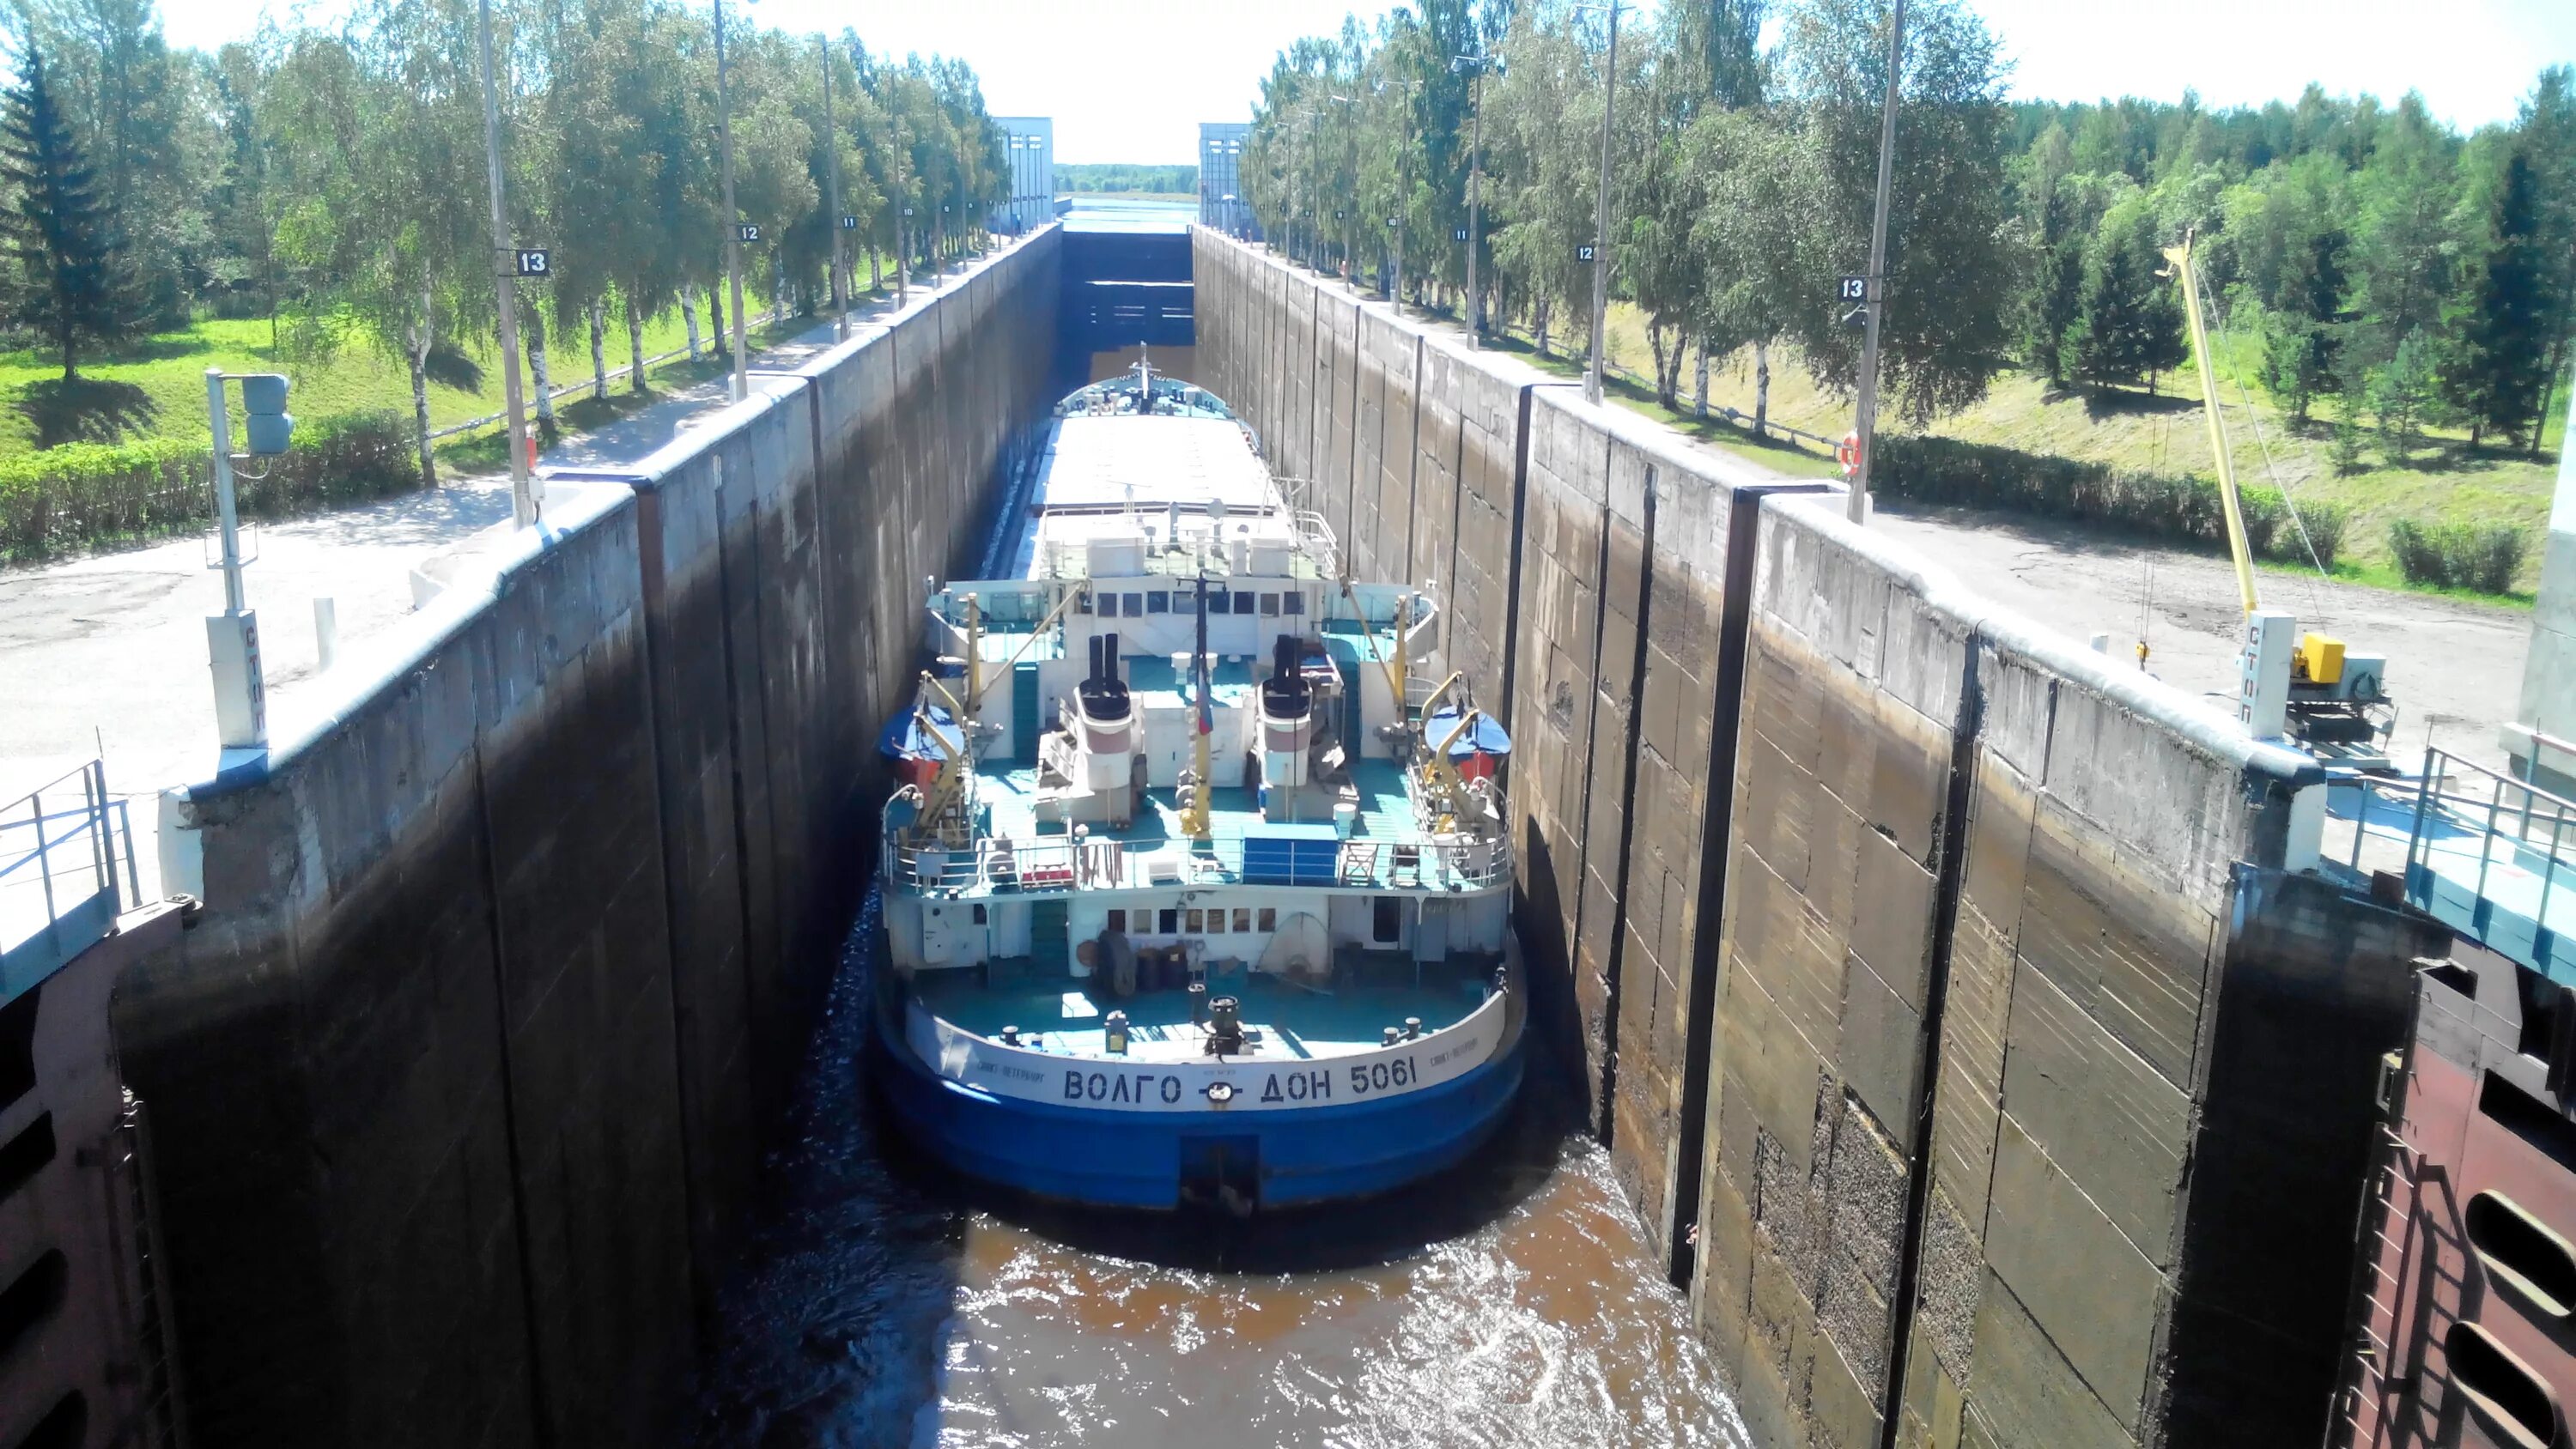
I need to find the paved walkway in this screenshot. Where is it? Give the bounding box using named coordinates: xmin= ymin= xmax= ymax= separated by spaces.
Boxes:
xmin=0 ymin=253 xmax=1005 ymax=905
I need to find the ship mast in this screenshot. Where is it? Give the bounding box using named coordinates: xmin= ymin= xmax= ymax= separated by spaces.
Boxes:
xmin=1182 ymin=572 xmax=1214 ymax=840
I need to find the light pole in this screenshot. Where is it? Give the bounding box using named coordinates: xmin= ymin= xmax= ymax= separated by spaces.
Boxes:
xmin=1453 ymin=51 xmax=1503 ymax=348
xmin=821 ymin=35 xmax=847 ymax=341
xmin=892 ymin=124 xmax=912 ymax=308
xmin=474 ymin=0 xmax=536 ymax=525
xmin=1376 ymin=77 xmax=1419 ymax=314
xmin=1849 ymin=0 xmax=1906 ymax=524
xmin=1578 ymin=1 xmax=1625 ymax=405
xmin=1331 ymin=94 xmax=1359 ymax=285
xmin=714 ymin=0 xmax=749 ymax=403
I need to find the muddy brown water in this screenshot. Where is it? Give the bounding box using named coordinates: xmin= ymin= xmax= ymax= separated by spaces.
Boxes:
xmin=692 ymin=892 xmax=1747 ymax=1449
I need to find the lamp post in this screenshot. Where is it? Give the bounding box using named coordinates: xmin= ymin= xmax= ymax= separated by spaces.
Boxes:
xmin=1848 ymin=0 xmax=1906 ymax=524
xmin=714 ymin=0 xmax=748 ymax=403
xmin=1452 ymin=51 xmax=1503 ymax=348
xmin=1376 ymin=77 xmax=1419 ymax=314
xmin=1327 ymin=94 xmax=1359 ymax=284
xmin=892 ymin=125 xmax=912 ymax=307
xmin=1577 ymin=1 xmax=1625 ymax=405
xmin=820 ymin=34 xmax=847 ymax=340
xmin=473 ymin=0 xmax=536 ymax=525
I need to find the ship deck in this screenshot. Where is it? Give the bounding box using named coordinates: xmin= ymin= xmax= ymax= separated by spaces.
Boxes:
xmin=913 ymin=954 xmax=1495 ymax=1061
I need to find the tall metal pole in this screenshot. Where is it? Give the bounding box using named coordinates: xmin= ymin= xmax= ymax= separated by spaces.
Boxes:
xmin=206 ymin=373 xmax=245 ymax=615
xmin=475 ymin=0 xmax=536 ymax=526
xmin=1464 ymin=58 xmax=1489 ymax=348
xmin=1585 ymin=1 xmax=1620 ymax=405
xmin=895 ymin=136 xmax=910 ymax=308
xmin=1849 ymin=0 xmax=1906 ymax=524
xmin=714 ymin=0 xmax=749 ymax=403
xmin=822 ymin=35 xmax=847 ymax=341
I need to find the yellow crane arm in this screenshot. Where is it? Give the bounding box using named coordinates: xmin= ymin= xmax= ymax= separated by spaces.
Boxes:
xmin=2162 ymin=228 xmax=2261 ymax=619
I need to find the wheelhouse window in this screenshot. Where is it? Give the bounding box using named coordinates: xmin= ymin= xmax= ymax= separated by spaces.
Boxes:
xmin=1206 ymin=910 xmax=1227 ymax=935
xmin=1097 ymin=592 xmax=1119 ymax=617
xmin=1185 ymin=908 xmax=1205 ymax=933
xmin=1123 ymin=592 xmax=1145 ymax=616
xmin=1257 ymin=907 xmax=1277 ymax=932
xmin=1234 ymin=907 xmax=1252 ymax=932
xmin=1282 ymin=591 xmax=1305 ymax=616
xmin=1233 ymin=591 xmax=1255 ymax=615
xmin=1260 ymin=593 xmax=1280 ymax=616
xmin=1158 ymin=908 xmax=1179 ymax=935
xmin=1147 ymin=591 xmax=1170 ymax=614
xmin=1210 ymin=591 xmax=1232 ymax=614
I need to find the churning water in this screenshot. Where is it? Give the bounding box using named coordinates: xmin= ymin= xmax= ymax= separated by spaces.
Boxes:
xmin=692 ymin=892 xmax=1748 ymax=1449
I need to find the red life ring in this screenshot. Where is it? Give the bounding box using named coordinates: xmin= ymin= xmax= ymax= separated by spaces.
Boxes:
xmin=1837 ymin=430 xmax=1861 ymax=476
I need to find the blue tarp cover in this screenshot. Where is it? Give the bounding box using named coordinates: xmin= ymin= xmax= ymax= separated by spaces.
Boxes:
xmin=1424 ymin=707 xmax=1511 ymax=761
xmin=879 ymin=703 xmax=964 ymax=763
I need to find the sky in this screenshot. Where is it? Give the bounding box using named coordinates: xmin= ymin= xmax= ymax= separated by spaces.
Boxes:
xmin=162 ymin=0 xmax=2576 ymax=165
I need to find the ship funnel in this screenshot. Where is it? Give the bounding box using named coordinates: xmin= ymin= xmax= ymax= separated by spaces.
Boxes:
xmin=1261 ymin=634 xmax=1315 ymax=790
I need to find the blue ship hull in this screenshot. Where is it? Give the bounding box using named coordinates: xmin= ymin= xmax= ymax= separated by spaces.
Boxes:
xmin=872 ymin=993 xmax=1527 ymax=1212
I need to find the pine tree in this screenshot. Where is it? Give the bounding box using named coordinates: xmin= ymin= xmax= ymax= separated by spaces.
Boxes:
xmin=0 ymin=44 xmax=136 ymax=379
xmin=2027 ymin=178 xmax=2086 ymax=385
xmin=2068 ymin=199 xmax=2184 ymax=392
xmin=2450 ymin=149 xmax=2552 ymax=448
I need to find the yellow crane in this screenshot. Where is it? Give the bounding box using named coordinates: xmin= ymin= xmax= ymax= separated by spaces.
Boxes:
xmin=2164 ymin=228 xmax=2391 ymax=758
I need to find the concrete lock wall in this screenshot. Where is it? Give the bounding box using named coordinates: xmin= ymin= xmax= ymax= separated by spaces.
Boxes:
xmin=1192 ymin=228 xmax=2414 ymax=1449
xmin=117 ymin=228 xmax=1062 ymax=1449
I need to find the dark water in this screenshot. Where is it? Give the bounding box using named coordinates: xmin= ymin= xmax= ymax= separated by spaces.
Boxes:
xmin=694 ymin=899 xmax=1747 ymax=1449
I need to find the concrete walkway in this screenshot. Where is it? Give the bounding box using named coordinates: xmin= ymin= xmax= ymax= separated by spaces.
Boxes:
xmin=0 ymin=253 xmax=1005 ymax=902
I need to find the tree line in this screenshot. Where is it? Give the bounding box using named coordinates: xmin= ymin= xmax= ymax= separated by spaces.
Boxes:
xmin=1057 ymin=162 xmax=1195 ymax=194
xmin=1240 ymin=0 xmax=2576 ymax=457
xmin=0 ymin=0 xmax=1014 ymax=477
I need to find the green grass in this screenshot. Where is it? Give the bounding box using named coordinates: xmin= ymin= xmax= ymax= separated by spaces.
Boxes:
xmin=432 ymin=311 xmax=816 ymax=471
xmin=0 ymin=268 xmax=911 ymax=462
xmin=1586 ymin=300 xmax=2566 ymax=596
xmin=1481 ymin=324 xmax=1847 ymax=480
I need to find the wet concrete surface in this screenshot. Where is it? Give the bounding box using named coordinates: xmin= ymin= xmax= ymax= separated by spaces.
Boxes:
xmin=693 ymin=894 xmax=1747 ymax=1449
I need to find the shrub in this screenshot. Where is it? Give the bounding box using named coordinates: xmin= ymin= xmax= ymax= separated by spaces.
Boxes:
xmin=2286 ymin=500 xmax=2349 ymax=570
xmin=0 ymin=410 xmax=416 ymax=561
xmin=2386 ymin=519 xmax=2529 ymax=593
xmin=1869 ymin=434 xmax=2331 ymax=566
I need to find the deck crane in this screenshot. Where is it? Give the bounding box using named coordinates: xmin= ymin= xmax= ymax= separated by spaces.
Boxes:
xmin=2164 ymin=229 xmax=2397 ymax=767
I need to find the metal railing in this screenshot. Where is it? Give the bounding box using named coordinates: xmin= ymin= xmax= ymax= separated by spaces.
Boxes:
xmin=2406 ymin=748 xmax=2572 ymax=944
xmin=883 ymin=823 xmax=1511 ymax=898
xmin=2 ymin=760 xmax=142 ymax=1002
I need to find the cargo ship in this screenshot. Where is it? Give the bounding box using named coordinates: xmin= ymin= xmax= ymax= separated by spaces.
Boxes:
xmin=871 ymin=361 xmax=1525 ymax=1212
